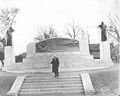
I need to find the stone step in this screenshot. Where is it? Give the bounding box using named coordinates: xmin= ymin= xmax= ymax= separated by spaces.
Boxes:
xmin=25 ymin=76 xmax=82 ymax=79
xmin=20 ymin=87 xmax=84 ymax=92
xmin=29 ymin=73 xmax=81 ymax=76
xmin=26 ymin=75 xmax=80 ymax=78
xmin=26 ymin=76 xmax=81 ymax=80
xmin=24 ymin=80 xmax=82 ymax=83
xmin=17 ymin=72 xmax=85 ymax=96
xmin=19 ymin=90 xmax=84 ymax=96
xmin=23 ymin=81 xmax=82 ymax=85
xmin=22 ymin=83 xmax=83 ymax=88
xmin=19 ymin=93 xmax=84 ymax=96
xmin=24 ymin=78 xmax=82 ymax=83
xmin=29 ymin=73 xmax=80 ymax=77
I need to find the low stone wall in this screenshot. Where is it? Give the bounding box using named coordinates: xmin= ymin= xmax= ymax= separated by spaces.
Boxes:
xmin=26 ymin=51 xmax=93 ymax=69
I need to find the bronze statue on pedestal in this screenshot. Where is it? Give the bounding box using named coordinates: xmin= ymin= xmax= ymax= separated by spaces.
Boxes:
xmin=98 ymin=22 xmax=107 ymax=42
xmin=6 ymin=27 xmax=14 ymax=46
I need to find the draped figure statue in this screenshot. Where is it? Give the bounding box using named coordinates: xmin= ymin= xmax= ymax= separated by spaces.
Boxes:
xmin=6 ymin=27 xmax=14 ymax=46
xmin=98 ymin=22 xmax=107 ymax=42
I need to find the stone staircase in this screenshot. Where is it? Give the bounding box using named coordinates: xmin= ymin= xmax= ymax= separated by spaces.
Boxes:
xmin=18 ymin=72 xmax=85 ymax=96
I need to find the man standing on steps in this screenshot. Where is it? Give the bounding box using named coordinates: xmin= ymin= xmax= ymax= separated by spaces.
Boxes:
xmin=51 ymin=56 xmax=59 ymax=78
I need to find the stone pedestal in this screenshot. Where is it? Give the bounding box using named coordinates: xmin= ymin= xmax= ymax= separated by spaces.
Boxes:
xmin=26 ymin=42 xmax=36 ymax=57
xmin=100 ymin=41 xmax=112 ymax=63
xmin=4 ymin=46 xmax=15 ymax=67
xmin=79 ymin=39 xmax=92 ymax=59
xmin=26 ymin=42 xmax=36 ymax=65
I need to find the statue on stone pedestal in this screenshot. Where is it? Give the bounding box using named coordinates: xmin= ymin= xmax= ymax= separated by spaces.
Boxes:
xmin=6 ymin=27 xmax=14 ymax=46
xmin=98 ymin=22 xmax=107 ymax=42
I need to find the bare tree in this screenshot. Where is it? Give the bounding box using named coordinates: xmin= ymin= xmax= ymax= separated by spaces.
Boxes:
xmin=0 ymin=7 xmax=19 ymax=47
xmin=107 ymin=14 xmax=120 ymax=42
xmin=34 ymin=26 xmax=58 ymax=41
xmin=0 ymin=8 xmax=19 ymax=38
xmin=64 ymin=20 xmax=84 ymax=39
xmin=107 ymin=13 xmax=120 ymax=62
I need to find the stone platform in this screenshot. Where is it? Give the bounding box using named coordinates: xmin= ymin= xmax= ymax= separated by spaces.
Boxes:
xmin=26 ymin=51 xmax=93 ymax=69
xmin=2 ymin=38 xmax=113 ymax=73
xmin=2 ymin=58 xmax=113 ymax=73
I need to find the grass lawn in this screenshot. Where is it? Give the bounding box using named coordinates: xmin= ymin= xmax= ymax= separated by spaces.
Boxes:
xmin=90 ymin=70 xmax=119 ymax=96
xmin=0 ymin=76 xmax=16 ymax=96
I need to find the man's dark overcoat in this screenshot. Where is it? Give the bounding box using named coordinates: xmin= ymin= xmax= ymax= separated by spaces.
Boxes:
xmin=51 ymin=57 xmax=59 ymax=73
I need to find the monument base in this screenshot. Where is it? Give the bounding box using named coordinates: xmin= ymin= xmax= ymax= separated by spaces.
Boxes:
xmin=100 ymin=41 xmax=112 ymax=63
xmin=78 ymin=39 xmax=93 ymax=59
xmin=25 ymin=51 xmax=94 ymax=69
xmin=4 ymin=46 xmax=15 ymax=67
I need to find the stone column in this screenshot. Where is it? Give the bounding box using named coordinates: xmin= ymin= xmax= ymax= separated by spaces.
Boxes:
xmin=78 ymin=38 xmax=93 ymax=59
xmin=100 ymin=41 xmax=112 ymax=63
xmin=26 ymin=42 xmax=36 ymax=66
xmin=26 ymin=42 xmax=36 ymax=57
xmin=4 ymin=46 xmax=15 ymax=67
xmin=79 ymin=39 xmax=90 ymax=55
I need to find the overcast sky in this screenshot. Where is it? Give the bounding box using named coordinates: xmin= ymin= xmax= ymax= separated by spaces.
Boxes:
xmin=0 ymin=0 xmax=115 ymax=55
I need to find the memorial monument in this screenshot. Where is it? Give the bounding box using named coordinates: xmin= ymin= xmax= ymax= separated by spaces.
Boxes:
xmin=3 ymin=36 xmax=113 ymax=72
xmin=0 ymin=8 xmax=18 ymax=68
xmin=26 ymin=37 xmax=93 ymax=70
xmin=4 ymin=27 xmax=15 ymax=67
xmin=98 ymin=22 xmax=112 ymax=63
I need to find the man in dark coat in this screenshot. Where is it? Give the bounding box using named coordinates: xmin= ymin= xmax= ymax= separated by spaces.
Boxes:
xmin=51 ymin=56 xmax=59 ymax=77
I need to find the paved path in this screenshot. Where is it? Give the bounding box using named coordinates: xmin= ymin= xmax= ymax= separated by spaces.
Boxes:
xmin=86 ymin=63 xmax=119 ymax=74
xmin=0 ymin=64 xmax=119 ymax=76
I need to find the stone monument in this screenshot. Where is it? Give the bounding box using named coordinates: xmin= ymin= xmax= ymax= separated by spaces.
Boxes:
xmin=25 ymin=38 xmax=93 ymax=69
xmin=100 ymin=41 xmax=112 ymax=63
xmin=76 ymin=31 xmax=92 ymax=59
xmin=98 ymin=22 xmax=112 ymax=63
xmin=78 ymin=38 xmax=91 ymax=58
xmin=4 ymin=46 xmax=15 ymax=67
xmin=4 ymin=27 xmax=15 ymax=67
